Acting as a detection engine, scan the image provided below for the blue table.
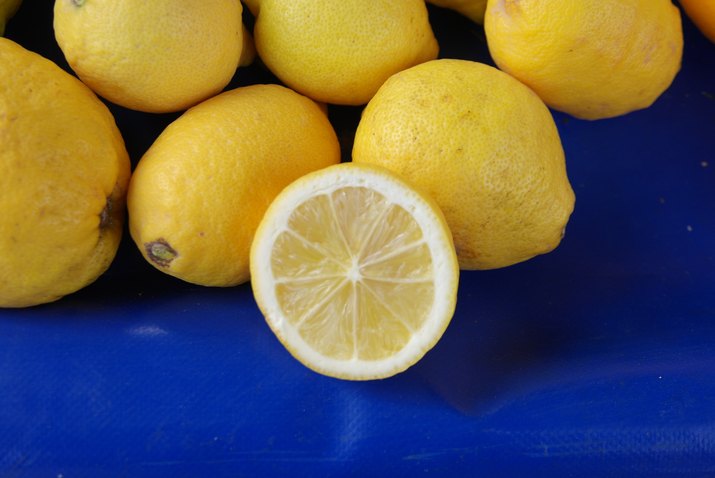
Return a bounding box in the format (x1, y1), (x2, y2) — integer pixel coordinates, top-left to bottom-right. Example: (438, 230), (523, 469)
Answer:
(2, 2), (714, 476)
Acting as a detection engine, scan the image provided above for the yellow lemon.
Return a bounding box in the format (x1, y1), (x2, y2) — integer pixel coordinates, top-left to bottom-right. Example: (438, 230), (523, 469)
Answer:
(353, 59), (575, 270)
(679, 0), (715, 43)
(0, 0), (21, 35)
(0, 38), (130, 308)
(427, 0), (487, 24)
(127, 84), (340, 287)
(248, 0), (438, 105)
(250, 163), (459, 380)
(53, 0), (248, 113)
(484, 0), (683, 120)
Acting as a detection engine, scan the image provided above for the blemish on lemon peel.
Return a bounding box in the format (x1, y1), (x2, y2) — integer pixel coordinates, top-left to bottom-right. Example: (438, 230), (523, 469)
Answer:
(71, 0), (85, 7)
(145, 239), (178, 268)
(99, 197), (113, 230)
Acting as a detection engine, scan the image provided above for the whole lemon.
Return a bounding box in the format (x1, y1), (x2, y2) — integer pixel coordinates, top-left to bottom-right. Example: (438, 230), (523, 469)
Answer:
(0, 0), (22, 35)
(427, 0), (487, 24)
(53, 0), (246, 113)
(0, 38), (130, 308)
(484, 0), (683, 120)
(679, 0), (715, 43)
(127, 84), (341, 287)
(248, 0), (439, 105)
(353, 59), (575, 270)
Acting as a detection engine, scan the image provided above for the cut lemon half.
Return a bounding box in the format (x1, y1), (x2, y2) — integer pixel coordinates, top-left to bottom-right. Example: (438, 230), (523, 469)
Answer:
(250, 163), (459, 380)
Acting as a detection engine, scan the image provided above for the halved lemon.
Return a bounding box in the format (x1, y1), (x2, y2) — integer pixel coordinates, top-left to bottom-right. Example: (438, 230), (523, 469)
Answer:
(250, 163), (459, 380)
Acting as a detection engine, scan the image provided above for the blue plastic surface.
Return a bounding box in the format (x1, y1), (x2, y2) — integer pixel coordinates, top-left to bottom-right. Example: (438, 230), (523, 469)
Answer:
(2, 2), (715, 477)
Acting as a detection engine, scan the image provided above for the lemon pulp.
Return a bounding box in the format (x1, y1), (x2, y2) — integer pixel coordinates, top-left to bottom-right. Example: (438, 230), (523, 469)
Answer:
(251, 163), (459, 380)
(272, 186), (436, 361)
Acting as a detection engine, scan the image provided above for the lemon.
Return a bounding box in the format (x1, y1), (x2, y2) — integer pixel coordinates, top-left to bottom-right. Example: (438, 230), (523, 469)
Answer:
(679, 0), (715, 43)
(239, 24), (257, 67)
(0, 38), (130, 308)
(249, 0), (439, 105)
(484, 0), (683, 120)
(53, 0), (248, 113)
(353, 59), (575, 270)
(127, 84), (340, 287)
(427, 0), (487, 24)
(0, 0), (21, 35)
(250, 163), (459, 380)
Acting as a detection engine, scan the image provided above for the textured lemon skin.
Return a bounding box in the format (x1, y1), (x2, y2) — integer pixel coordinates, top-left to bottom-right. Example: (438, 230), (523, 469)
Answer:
(0, 0), (22, 35)
(127, 84), (341, 287)
(484, 0), (683, 120)
(251, 0), (438, 105)
(53, 0), (244, 113)
(353, 59), (575, 270)
(679, 0), (715, 43)
(427, 0), (487, 23)
(0, 38), (130, 308)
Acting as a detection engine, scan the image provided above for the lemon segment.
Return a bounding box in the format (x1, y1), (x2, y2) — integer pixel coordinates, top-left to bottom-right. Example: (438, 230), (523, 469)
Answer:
(251, 163), (459, 380)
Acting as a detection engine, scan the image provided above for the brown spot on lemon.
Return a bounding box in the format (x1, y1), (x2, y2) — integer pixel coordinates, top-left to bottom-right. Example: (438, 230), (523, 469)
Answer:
(145, 239), (178, 268)
(99, 197), (112, 230)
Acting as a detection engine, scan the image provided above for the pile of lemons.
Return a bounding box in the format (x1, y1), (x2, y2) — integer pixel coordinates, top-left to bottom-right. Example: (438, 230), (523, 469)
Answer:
(0, 0), (707, 379)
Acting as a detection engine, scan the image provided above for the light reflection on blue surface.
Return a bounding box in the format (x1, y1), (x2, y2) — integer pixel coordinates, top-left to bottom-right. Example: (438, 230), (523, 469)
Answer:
(127, 325), (170, 338)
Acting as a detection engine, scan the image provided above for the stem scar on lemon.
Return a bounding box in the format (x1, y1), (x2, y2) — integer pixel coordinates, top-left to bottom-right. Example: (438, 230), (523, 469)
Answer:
(145, 240), (178, 268)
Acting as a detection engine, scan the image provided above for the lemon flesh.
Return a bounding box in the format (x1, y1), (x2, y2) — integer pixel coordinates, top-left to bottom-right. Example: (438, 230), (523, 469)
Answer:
(251, 163), (459, 380)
